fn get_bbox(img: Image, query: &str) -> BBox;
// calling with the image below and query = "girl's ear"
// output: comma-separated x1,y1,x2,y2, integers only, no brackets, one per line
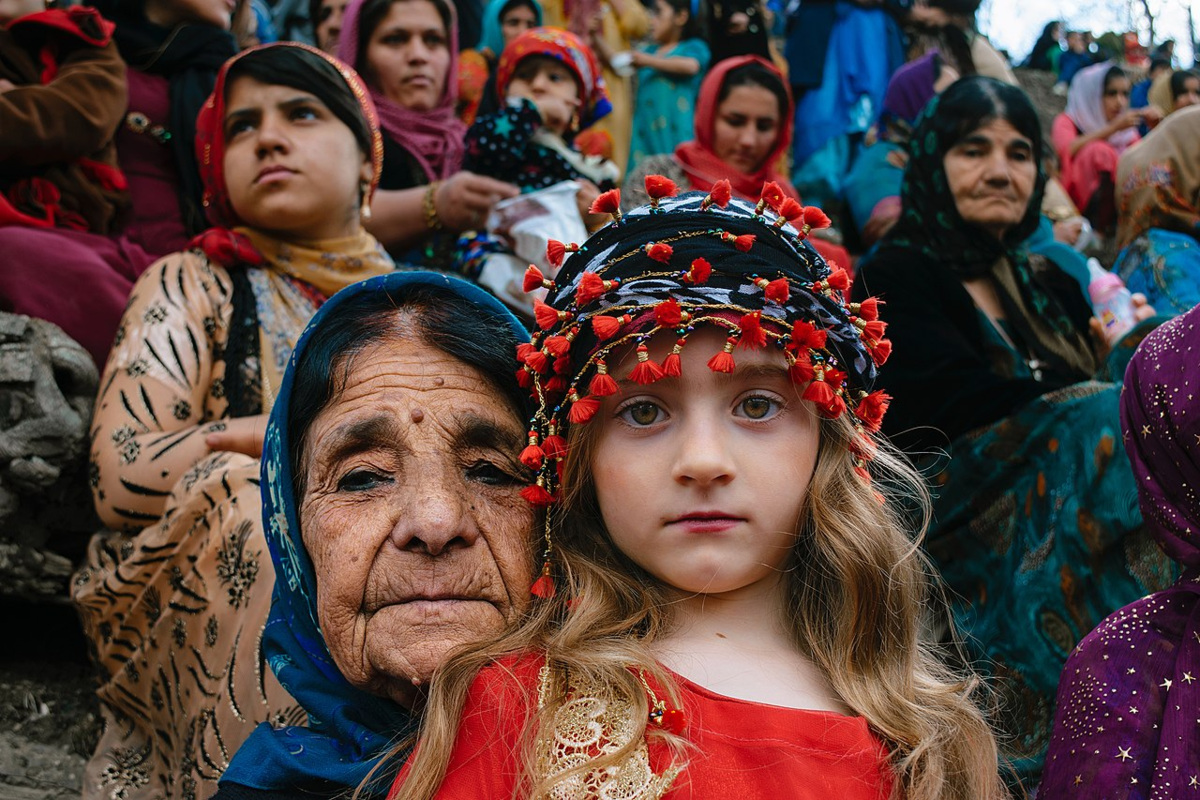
359,154,373,188
677,8,689,29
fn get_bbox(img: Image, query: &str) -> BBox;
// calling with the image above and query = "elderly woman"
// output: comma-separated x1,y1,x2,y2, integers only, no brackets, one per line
1112,105,1200,318
212,271,534,799
853,76,1173,789
72,43,395,799
336,0,519,262
1040,302,1200,795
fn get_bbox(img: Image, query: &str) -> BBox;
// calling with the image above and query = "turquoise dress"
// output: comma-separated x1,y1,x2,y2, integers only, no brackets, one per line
925,313,1176,790
629,38,709,170
1113,228,1200,317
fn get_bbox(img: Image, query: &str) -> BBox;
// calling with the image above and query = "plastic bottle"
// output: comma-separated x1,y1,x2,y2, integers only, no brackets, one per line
1086,258,1136,344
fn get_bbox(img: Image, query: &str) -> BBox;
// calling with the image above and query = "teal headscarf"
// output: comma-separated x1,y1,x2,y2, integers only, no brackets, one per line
220,272,528,796
479,0,542,59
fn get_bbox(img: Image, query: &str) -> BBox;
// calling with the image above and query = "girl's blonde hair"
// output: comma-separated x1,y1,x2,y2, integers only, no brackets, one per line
381,397,1007,800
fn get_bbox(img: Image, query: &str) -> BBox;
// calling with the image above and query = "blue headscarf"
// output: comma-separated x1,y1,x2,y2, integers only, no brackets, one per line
221,272,528,795
478,0,542,60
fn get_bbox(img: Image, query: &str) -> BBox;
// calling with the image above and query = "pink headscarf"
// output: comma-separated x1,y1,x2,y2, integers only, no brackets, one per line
1065,61,1140,154
338,0,466,181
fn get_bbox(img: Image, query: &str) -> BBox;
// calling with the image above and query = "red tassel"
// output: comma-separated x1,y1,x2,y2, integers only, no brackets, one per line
802,206,831,232
737,312,767,349
523,264,551,293
534,300,568,331
646,242,673,263
861,319,887,342
577,272,616,306
734,234,755,252
545,375,568,393
869,338,892,366
826,267,850,292
516,366,533,388
589,189,621,216
543,434,567,460
775,197,804,227
788,351,814,384
708,179,732,208
546,239,566,268
654,298,683,327
521,481,555,507
803,379,835,406
568,394,601,423
589,361,619,396
854,464,872,482
765,278,789,304
520,441,545,469
554,357,572,376
516,342,535,362
856,390,891,432
530,561,556,598
757,181,785,214
645,174,678,201
825,367,847,390
592,315,620,339
629,344,664,384
685,258,712,284
852,297,882,321
708,338,737,373
661,339,686,377
544,336,571,357
524,348,549,374
820,393,847,419
790,319,828,350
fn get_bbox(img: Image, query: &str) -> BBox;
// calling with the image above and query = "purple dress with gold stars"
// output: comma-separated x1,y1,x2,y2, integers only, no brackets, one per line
1041,302,1200,798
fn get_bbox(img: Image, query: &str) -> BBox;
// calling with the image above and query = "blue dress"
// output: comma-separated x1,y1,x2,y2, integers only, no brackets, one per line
1113,228,1200,316
629,38,710,171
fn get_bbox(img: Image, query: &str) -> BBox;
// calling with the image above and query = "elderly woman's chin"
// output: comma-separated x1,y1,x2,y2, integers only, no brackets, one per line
354,599,511,705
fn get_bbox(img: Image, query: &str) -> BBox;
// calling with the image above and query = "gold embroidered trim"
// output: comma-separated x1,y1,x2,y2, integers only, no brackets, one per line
535,664,680,800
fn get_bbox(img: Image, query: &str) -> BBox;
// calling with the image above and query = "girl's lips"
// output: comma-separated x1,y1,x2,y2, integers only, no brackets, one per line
667,513,746,533
255,167,295,184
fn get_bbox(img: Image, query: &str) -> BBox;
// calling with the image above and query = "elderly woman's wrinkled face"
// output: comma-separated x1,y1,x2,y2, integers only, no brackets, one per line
365,0,450,112
943,118,1036,241
299,336,534,708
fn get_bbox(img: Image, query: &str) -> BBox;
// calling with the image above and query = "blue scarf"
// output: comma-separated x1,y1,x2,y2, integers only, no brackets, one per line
221,271,528,795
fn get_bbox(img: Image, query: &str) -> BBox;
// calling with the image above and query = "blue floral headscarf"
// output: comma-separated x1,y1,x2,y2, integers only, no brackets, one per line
221,272,528,795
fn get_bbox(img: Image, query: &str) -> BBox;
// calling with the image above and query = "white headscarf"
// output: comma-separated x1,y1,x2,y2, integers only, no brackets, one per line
1065,61,1141,153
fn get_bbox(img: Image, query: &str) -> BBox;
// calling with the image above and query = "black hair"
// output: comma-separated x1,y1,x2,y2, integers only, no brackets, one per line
717,61,789,123
355,0,453,75
497,0,537,21
1149,55,1173,75
925,0,981,14
224,46,373,159
933,76,1043,159
1170,69,1200,100
1104,64,1129,91
656,0,704,41
287,283,528,496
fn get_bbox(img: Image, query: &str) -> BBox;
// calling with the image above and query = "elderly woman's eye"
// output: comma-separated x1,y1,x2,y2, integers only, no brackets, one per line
467,461,521,486
337,469,391,492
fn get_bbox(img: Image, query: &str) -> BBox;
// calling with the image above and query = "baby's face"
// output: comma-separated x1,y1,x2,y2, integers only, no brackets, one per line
0,0,46,26
506,56,581,135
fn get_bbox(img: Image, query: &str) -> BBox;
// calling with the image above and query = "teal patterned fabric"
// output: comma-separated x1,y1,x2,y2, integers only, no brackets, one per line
1113,228,1200,317
927,317,1176,790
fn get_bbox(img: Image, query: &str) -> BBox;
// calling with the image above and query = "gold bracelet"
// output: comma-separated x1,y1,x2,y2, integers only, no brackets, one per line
423,180,444,231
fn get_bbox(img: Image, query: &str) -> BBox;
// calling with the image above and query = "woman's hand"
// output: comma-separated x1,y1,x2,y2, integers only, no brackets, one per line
1105,108,1143,134
1088,293,1156,356
205,414,270,458
435,172,519,232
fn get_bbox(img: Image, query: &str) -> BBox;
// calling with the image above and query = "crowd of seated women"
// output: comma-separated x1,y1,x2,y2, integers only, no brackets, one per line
3,0,1200,795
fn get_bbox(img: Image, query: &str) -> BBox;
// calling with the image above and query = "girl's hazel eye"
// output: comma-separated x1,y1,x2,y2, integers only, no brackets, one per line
624,402,661,426
739,396,775,420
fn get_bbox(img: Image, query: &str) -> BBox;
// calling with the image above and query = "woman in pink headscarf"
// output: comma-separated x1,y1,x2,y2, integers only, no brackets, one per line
1052,62,1158,234
337,0,519,261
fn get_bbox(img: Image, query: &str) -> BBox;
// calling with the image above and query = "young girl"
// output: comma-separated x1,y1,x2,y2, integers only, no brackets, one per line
387,181,1006,799
628,0,709,169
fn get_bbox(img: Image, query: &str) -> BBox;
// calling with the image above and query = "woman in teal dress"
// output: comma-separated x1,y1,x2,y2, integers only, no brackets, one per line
853,77,1175,792
628,0,709,169
1112,105,1200,316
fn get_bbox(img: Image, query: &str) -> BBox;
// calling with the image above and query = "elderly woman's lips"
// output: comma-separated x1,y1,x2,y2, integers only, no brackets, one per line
367,595,490,613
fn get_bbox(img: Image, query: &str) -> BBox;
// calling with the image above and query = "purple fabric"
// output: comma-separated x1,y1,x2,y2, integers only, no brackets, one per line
1040,303,1200,797
337,0,466,181
880,51,939,125
0,225,156,367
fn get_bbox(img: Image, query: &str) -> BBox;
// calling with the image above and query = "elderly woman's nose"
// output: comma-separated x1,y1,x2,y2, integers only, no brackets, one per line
981,152,1012,182
388,488,480,555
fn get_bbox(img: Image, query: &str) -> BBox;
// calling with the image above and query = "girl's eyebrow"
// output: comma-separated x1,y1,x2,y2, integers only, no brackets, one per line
717,363,790,382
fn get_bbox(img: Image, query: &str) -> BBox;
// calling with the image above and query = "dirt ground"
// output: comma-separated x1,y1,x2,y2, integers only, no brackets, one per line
0,601,97,799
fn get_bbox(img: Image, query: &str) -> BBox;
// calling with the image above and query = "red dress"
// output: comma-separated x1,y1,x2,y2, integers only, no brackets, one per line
390,654,895,799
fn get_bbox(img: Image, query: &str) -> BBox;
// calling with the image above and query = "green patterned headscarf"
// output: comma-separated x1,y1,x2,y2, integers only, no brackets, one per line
875,76,1095,381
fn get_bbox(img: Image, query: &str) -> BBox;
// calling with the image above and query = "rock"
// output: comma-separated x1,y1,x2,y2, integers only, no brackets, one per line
0,313,100,600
